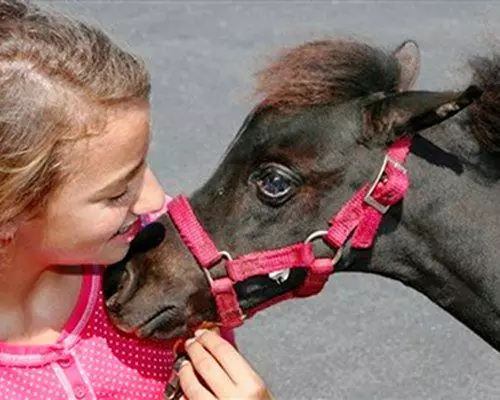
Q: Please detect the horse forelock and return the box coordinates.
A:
[465,54,500,153]
[253,38,401,114]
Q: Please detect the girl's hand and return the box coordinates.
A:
[177,329,273,400]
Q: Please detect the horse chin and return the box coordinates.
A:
[133,307,178,339]
[138,323,190,341]
[105,306,188,340]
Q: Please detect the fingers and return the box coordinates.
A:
[183,333,235,397]
[178,330,273,400]
[177,360,216,400]
[192,329,262,385]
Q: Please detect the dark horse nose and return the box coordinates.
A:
[103,221,167,312]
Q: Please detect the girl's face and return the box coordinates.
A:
[15,101,165,267]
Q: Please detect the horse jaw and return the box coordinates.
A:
[347,132,500,352]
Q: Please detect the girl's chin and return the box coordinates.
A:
[96,242,131,266]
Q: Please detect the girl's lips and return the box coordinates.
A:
[113,219,142,243]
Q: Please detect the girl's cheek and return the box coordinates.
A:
[93,211,126,236]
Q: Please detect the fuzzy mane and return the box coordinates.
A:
[466,54,500,153]
[254,38,401,113]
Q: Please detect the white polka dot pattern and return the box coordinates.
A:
[0,284,175,400]
[0,198,234,399]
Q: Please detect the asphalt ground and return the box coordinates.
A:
[44,2,500,399]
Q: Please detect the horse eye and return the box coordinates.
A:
[249,164,302,206]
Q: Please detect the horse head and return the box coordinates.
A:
[103,38,492,347]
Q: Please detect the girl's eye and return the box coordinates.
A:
[108,189,129,203]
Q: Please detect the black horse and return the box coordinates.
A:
[104,37,500,352]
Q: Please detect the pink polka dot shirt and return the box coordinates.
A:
[0,196,235,399]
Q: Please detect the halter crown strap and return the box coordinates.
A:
[326,136,411,249]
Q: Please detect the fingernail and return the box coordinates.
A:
[166,368,181,399]
[173,356,187,372]
[184,337,196,347]
[194,329,208,338]
[164,384,175,399]
[174,359,190,374]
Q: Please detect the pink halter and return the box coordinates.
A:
[166,136,412,328]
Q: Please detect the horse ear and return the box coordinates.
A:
[392,40,420,92]
[363,85,483,144]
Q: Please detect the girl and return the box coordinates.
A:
[0,1,272,399]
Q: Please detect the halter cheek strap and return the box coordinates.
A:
[327,136,412,249]
[166,137,412,328]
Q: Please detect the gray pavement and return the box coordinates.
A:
[44,1,500,399]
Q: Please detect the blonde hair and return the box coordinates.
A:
[0,0,150,226]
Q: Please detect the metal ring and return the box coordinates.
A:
[304,230,328,244]
[202,251,233,285]
[218,250,233,261]
[201,267,214,285]
[304,229,343,266]
[331,246,343,266]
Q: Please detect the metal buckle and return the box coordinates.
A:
[203,250,247,323]
[304,230,343,265]
[364,155,406,214]
[268,269,290,284]
[202,250,233,285]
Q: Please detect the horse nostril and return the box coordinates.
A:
[105,263,140,312]
[106,293,122,312]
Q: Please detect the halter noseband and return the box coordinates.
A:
[166,136,412,328]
